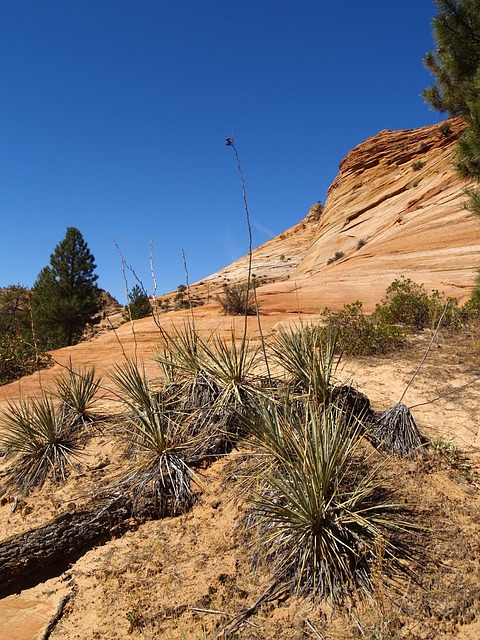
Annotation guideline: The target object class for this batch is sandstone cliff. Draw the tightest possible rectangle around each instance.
[254,117,480,312]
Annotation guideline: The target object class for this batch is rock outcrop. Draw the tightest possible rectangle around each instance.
[255,118,480,312]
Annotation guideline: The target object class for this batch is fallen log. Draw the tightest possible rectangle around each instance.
[0,492,143,597]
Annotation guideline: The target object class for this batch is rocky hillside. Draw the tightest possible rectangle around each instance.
[173,117,479,315]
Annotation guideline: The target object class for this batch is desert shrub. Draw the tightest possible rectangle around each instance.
[467,269,480,311]
[0,337,51,386]
[438,121,451,137]
[0,395,84,492]
[0,284,51,385]
[356,238,367,250]
[322,301,406,355]
[429,437,476,483]
[326,251,345,265]
[373,277,445,330]
[215,283,256,315]
[241,397,412,601]
[412,160,425,171]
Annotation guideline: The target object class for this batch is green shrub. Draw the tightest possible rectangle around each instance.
[468,269,480,310]
[322,301,406,355]
[215,283,256,315]
[373,277,444,330]
[412,160,425,171]
[0,337,50,386]
[0,284,51,385]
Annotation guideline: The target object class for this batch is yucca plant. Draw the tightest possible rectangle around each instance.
[109,359,200,516]
[0,395,83,492]
[241,397,413,602]
[156,326,264,445]
[120,394,200,517]
[196,329,261,404]
[269,323,342,406]
[109,358,159,416]
[53,364,102,424]
[154,321,203,382]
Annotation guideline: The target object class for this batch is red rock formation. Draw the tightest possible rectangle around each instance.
[256,118,480,312]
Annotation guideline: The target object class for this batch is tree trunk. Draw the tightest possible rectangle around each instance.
[0,492,148,597]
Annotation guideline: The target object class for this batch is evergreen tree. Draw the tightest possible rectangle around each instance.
[123,284,152,321]
[423,0,480,212]
[31,228,101,348]
[423,0,480,116]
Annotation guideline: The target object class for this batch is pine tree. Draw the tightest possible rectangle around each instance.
[423,0,480,213]
[31,228,101,348]
[123,284,152,321]
[423,0,480,116]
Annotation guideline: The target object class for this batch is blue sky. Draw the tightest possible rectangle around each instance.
[1,1,444,303]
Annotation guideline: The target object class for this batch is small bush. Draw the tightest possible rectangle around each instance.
[215,283,256,316]
[326,251,345,265]
[468,269,480,311]
[412,160,425,171]
[0,337,51,386]
[373,277,443,330]
[438,121,452,137]
[356,238,367,250]
[322,301,406,355]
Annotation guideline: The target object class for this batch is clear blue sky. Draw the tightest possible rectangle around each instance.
[1,1,444,303]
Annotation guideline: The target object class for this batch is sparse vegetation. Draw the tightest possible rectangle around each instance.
[412,159,425,170]
[215,282,256,315]
[327,250,345,265]
[0,274,479,638]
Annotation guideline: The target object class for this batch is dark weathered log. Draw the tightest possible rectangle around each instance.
[0,493,144,597]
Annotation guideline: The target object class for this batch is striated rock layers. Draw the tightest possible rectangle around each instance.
[254,118,480,313]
